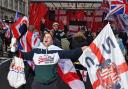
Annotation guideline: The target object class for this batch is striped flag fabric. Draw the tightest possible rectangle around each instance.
[18,30,40,52]
[58,59,85,89]
[79,70,87,82]
[17,29,40,74]
[79,23,128,89]
[11,16,29,39]
[105,0,128,19]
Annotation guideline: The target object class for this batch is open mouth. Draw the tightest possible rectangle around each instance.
[45,41,48,43]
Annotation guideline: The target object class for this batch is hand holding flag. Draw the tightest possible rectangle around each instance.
[79,23,128,89]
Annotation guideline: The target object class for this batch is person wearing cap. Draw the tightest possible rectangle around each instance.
[40,18,69,47]
[13,31,87,89]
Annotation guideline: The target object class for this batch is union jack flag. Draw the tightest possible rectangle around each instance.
[18,30,40,52]
[11,16,29,39]
[105,0,128,19]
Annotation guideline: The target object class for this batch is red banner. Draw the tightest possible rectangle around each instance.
[29,2,48,32]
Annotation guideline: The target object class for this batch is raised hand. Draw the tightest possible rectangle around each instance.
[41,18,45,24]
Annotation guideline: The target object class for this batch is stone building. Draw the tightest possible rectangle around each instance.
[0,0,29,22]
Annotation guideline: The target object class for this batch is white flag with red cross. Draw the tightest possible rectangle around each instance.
[79,23,128,89]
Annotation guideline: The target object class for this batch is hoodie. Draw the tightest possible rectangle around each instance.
[21,43,82,84]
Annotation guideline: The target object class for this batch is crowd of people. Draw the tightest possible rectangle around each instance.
[0,21,12,57]
[0,18,128,60]
[0,17,128,89]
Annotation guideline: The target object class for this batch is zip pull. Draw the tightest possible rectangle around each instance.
[46,47,48,59]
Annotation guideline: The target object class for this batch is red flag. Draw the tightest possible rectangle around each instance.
[75,11,85,20]
[29,2,48,32]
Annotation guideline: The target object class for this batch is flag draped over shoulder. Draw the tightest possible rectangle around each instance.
[11,16,29,39]
[79,23,128,89]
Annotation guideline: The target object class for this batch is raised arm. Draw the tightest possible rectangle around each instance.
[64,25,69,34]
[40,18,48,34]
[62,18,69,34]
[53,46,87,60]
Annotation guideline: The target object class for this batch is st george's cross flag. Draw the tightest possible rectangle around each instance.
[58,59,85,89]
[79,23,128,89]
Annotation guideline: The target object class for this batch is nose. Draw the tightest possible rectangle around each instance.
[44,37,48,40]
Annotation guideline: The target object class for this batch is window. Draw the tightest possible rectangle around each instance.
[3,0,8,8]
[9,0,13,9]
[19,1,22,12]
[23,2,25,14]
[15,0,18,10]
[0,0,2,6]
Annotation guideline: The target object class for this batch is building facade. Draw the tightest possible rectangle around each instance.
[0,0,29,21]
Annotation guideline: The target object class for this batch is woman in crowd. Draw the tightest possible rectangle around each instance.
[15,32,87,89]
